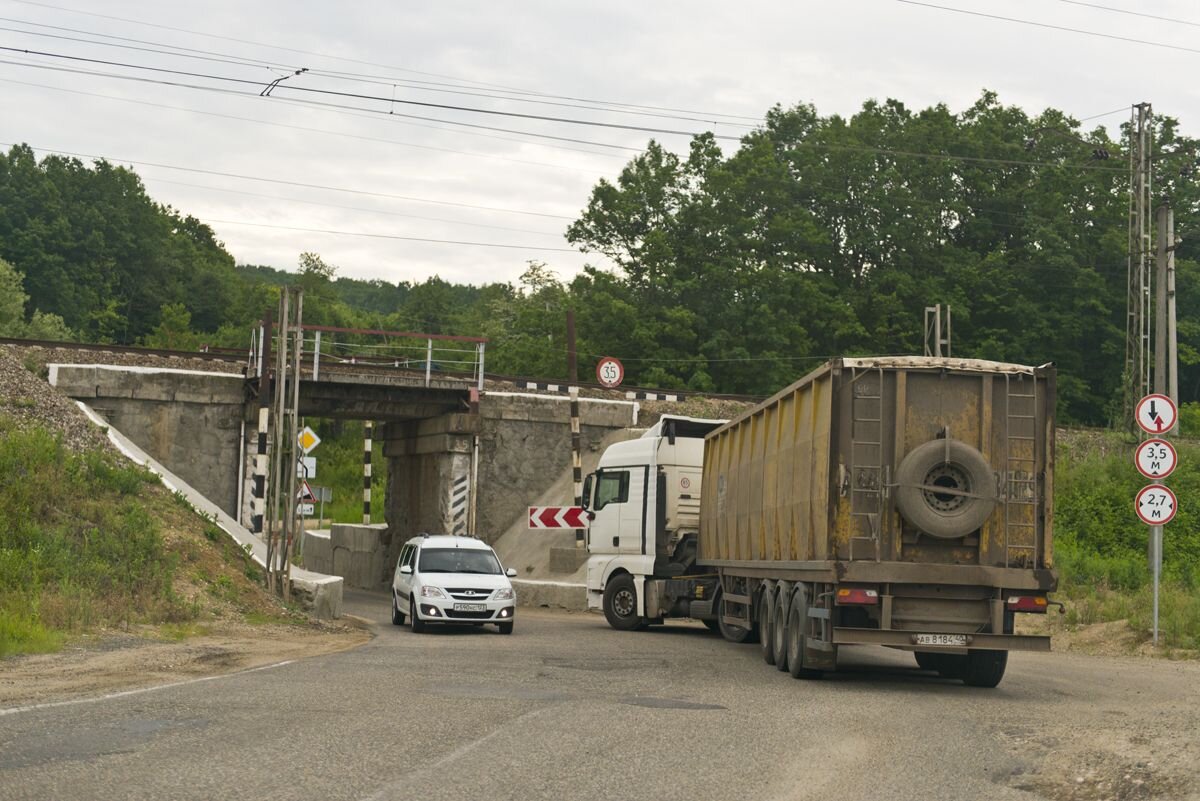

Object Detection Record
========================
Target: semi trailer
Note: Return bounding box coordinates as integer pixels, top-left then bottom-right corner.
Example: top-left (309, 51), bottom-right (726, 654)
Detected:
top-left (584, 356), bottom-right (1058, 687)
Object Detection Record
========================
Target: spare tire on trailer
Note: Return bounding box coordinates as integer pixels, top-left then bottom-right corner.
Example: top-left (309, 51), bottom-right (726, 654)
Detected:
top-left (894, 438), bottom-right (996, 540)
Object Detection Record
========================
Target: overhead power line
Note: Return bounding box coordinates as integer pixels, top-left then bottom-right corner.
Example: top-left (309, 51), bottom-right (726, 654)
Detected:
top-left (4, 0), bottom-right (764, 122)
top-left (895, 0), bottom-right (1200, 54)
top-left (0, 17), bottom-right (759, 128)
top-left (198, 219), bottom-right (577, 251)
top-left (0, 56), bottom-right (645, 153)
top-left (0, 75), bottom-right (612, 174)
top-left (1057, 1), bottom-right (1200, 29)
top-left (0, 141), bottom-right (577, 220)
top-left (0, 49), bottom-right (1127, 173)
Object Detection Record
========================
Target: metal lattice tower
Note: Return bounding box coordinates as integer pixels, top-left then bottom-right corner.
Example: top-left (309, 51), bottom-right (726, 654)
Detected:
top-left (1124, 103), bottom-right (1153, 428)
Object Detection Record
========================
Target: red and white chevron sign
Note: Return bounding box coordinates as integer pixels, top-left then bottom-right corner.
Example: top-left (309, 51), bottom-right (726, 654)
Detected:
top-left (528, 506), bottom-right (587, 529)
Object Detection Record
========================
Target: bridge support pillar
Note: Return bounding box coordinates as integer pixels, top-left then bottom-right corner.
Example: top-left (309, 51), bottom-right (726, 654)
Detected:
top-left (381, 413), bottom-right (481, 573)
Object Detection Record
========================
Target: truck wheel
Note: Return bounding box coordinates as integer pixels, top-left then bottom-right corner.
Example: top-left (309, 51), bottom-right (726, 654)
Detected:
top-left (786, 594), bottom-right (823, 679)
top-left (702, 619), bottom-right (721, 633)
top-left (603, 574), bottom-right (645, 631)
top-left (717, 592), bottom-right (754, 644)
top-left (771, 592), bottom-right (790, 672)
top-left (759, 592), bottom-right (776, 666)
top-left (962, 650), bottom-right (1007, 688)
top-left (895, 439), bottom-right (996, 539)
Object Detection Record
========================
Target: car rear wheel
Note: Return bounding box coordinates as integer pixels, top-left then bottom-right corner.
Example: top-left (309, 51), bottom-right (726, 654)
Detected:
top-left (410, 598), bottom-right (426, 633)
top-left (391, 592), bottom-right (405, 626)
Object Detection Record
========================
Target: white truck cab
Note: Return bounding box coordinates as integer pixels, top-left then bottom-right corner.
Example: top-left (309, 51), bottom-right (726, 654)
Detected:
top-left (583, 415), bottom-right (726, 630)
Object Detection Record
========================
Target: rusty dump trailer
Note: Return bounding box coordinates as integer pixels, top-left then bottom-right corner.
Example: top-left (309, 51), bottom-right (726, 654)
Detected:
top-left (699, 356), bottom-right (1057, 686)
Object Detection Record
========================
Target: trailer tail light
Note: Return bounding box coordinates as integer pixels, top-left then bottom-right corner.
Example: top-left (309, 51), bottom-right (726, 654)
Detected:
top-left (836, 588), bottom-right (879, 605)
top-left (1006, 595), bottom-right (1049, 613)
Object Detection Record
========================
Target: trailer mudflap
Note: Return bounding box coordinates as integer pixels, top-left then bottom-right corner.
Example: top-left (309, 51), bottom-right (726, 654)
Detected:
top-left (833, 627), bottom-right (1051, 652)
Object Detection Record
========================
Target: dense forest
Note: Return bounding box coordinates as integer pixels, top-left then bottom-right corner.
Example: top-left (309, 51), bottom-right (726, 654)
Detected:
top-left (1, 92), bottom-right (1197, 425)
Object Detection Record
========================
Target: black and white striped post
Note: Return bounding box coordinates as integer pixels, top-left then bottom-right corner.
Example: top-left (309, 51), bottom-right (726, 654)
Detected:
top-left (570, 386), bottom-right (584, 548)
top-left (251, 311), bottom-right (272, 535)
top-left (251, 405), bottom-right (268, 533)
top-left (363, 421), bottom-right (373, 524)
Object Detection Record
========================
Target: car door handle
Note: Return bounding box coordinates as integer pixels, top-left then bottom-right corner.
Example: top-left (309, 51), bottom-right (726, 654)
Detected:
top-left (612, 536), bottom-right (619, 547)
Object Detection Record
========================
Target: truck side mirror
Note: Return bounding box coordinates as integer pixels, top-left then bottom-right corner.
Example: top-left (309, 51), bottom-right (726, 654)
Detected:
top-left (581, 473), bottom-right (594, 510)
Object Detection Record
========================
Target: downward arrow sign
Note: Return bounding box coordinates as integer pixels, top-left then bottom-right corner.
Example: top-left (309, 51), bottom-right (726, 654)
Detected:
top-left (1149, 400), bottom-right (1159, 421)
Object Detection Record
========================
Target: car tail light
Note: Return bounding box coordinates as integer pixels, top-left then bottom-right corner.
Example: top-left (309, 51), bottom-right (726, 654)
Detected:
top-left (1006, 595), bottom-right (1049, 613)
top-left (835, 587), bottom-right (879, 605)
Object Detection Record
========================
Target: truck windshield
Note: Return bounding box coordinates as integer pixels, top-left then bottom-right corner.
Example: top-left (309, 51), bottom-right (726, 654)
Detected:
top-left (418, 548), bottom-right (502, 574)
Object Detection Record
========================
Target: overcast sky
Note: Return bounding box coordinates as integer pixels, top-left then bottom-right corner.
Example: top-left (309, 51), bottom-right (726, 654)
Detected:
top-left (1, 0), bottom-right (1195, 288)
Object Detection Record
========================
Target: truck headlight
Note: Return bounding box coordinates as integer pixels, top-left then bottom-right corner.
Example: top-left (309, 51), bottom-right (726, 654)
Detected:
top-left (420, 585), bottom-right (446, 598)
top-left (493, 588), bottom-right (514, 601)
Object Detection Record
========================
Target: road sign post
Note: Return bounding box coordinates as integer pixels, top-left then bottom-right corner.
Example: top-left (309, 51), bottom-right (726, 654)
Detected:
top-left (1133, 393), bottom-right (1179, 646)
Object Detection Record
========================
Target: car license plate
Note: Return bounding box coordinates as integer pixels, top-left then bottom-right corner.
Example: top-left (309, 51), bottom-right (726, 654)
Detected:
top-left (915, 633), bottom-right (968, 647)
top-left (453, 603), bottom-right (486, 612)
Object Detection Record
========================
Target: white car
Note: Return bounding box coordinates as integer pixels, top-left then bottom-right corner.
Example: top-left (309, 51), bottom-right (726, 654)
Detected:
top-left (391, 534), bottom-right (517, 634)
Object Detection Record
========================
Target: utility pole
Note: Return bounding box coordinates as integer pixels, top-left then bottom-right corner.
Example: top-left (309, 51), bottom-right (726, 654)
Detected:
top-left (1124, 103), bottom-right (1153, 429)
top-left (1154, 203), bottom-right (1179, 432)
top-left (264, 287), bottom-right (303, 598)
top-left (566, 308), bottom-right (578, 385)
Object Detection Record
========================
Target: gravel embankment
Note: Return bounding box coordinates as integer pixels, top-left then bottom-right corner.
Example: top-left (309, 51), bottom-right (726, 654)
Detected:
top-left (0, 346), bottom-right (110, 452)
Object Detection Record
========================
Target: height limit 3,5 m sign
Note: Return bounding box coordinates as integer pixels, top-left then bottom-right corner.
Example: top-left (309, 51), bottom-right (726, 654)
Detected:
top-left (1135, 484), bottom-right (1178, 526)
top-left (1135, 438), bottom-right (1178, 480)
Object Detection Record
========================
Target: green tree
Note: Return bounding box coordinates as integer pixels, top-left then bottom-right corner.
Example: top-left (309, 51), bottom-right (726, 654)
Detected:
top-left (0, 257), bottom-right (27, 336)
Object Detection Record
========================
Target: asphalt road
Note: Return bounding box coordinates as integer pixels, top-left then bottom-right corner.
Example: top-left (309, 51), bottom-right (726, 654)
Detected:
top-left (2, 590), bottom-right (1197, 801)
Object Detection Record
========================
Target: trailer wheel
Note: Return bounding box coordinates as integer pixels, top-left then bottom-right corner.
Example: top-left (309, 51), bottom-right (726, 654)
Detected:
top-left (759, 591), bottom-right (776, 666)
top-left (602, 574), bottom-right (645, 631)
top-left (895, 438), bottom-right (996, 539)
top-left (771, 592), bottom-right (790, 672)
top-left (716, 591), bottom-right (755, 644)
top-left (962, 650), bottom-right (1008, 688)
top-left (787, 592), bottom-right (823, 679)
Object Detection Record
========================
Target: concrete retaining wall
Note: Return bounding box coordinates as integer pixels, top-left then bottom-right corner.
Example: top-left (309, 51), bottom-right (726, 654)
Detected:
top-left (50, 364), bottom-right (248, 517)
top-left (303, 524), bottom-right (391, 591)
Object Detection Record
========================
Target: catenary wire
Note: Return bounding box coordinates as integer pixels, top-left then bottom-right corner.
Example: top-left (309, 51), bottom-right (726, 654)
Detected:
top-left (0, 49), bottom-right (1128, 172)
top-left (0, 75), bottom-right (613, 174)
top-left (0, 17), bottom-right (760, 128)
top-left (1057, 1), bottom-right (1200, 28)
top-left (197, 219), bottom-right (577, 251)
top-left (895, 1), bottom-right (1200, 55)
top-left (3, 0), bottom-right (764, 121)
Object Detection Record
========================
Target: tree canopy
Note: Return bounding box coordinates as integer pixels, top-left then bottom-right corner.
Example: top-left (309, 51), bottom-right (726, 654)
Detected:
top-left (1, 92), bottom-right (1197, 425)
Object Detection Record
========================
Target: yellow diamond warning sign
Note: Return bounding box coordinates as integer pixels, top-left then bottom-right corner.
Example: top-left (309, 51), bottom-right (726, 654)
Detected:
top-left (297, 426), bottom-right (321, 455)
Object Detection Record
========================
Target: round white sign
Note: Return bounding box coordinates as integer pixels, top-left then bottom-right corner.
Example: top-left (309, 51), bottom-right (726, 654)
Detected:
top-left (595, 356), bottom-right (624, 388)
top-left (1135, 483), bottom-right (1178, 526)
top-left (1135, 438), bottom-right (1178, 480)
top-left (1135, 393), bottom-right (1178, 435)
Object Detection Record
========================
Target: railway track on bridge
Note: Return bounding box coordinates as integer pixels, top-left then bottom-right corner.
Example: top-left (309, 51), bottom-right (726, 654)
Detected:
top-left (0, 336), bottom-right (762, 403)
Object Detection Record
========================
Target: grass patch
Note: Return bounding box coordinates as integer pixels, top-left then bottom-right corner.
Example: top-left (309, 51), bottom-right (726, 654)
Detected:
top-left (0, 417), bottom-right (194, 657)
top-left (157, 621), bottom-right (212, 641)
top-left (0, 609), bottom-right (63, 657)
top-left (1055, 429), bottom-right (1200, 652)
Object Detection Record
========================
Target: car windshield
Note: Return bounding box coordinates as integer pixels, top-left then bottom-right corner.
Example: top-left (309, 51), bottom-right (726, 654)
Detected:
top-left (417, 548), bottom-right (502, 574)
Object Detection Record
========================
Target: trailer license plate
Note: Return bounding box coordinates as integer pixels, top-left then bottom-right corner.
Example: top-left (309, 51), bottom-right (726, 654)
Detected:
top-left (453, 603), bottom-right (486, 612)
top-left (916, 633), bottom-right (968, 647)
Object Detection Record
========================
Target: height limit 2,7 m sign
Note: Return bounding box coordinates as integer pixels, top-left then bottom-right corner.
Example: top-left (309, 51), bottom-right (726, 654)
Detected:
top-left (1136, 484), bottom-right (1178, 526)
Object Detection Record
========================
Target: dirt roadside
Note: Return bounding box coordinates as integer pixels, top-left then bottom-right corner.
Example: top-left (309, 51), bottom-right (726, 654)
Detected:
top-left (0, 620), bottom-right (370, 708)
